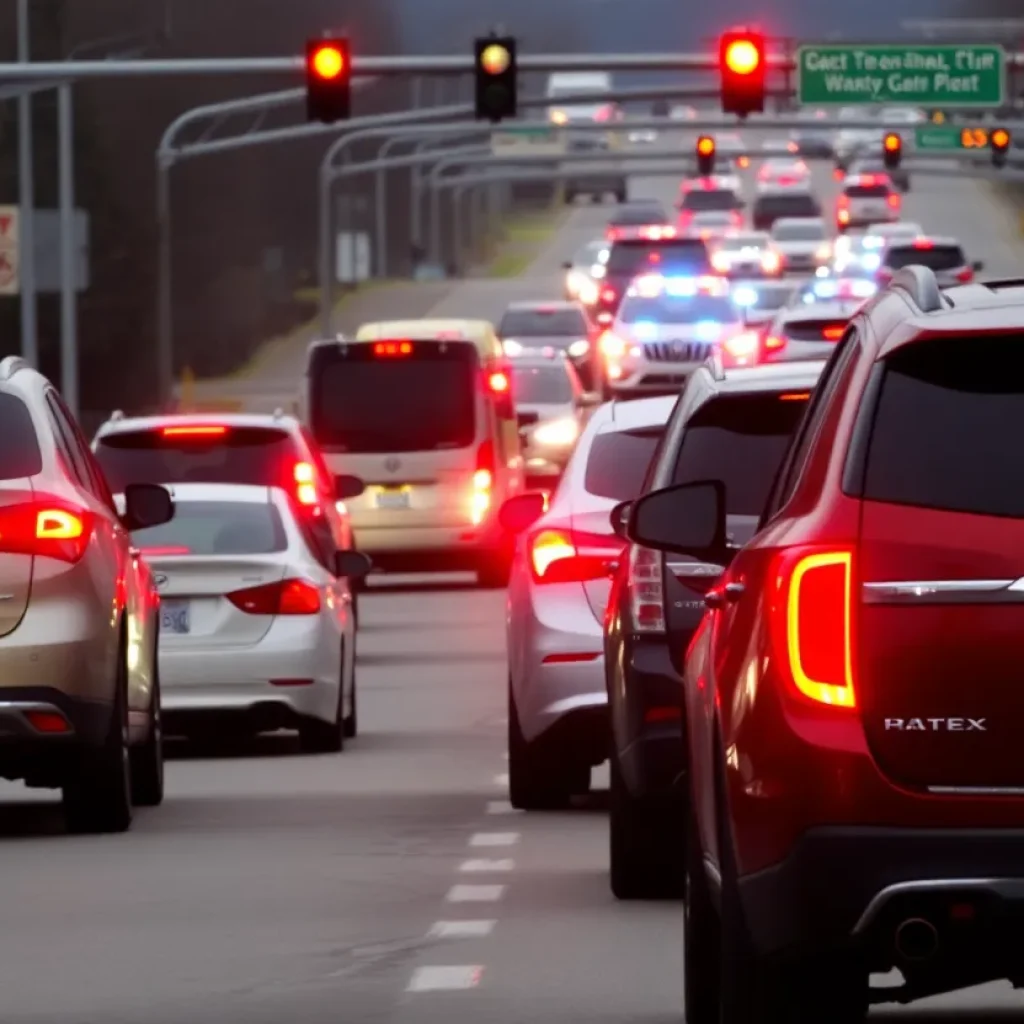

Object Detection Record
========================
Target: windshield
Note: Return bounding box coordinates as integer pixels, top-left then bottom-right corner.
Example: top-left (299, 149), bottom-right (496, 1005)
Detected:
top-left (845, 184), bottom-right (890, 198)
top-left (584, 427), bottom-right (664, 501)
top-left (94, 427), bottom-right (298, 493)
top-left (885, 245), bottom-right (965, 272)
top-left (862, 336), bottom-right (1024, 517)
top-left (606, 240), bottom-right (709, 274)
top-left (681, 190), bottom-right (741, 212)
top-left (512, 365), bottom-right (574, 405)
top-left (671, 393), bottom-right (810, 515)
top-left (756, 195), bottom-right (820, 217)
top-left (132, 500), bottom-right (287, 555)
top-left (619, 294), bottom-right (738, 324)
top-left (498, 308), bottom-right (587, 337)
top-left (308, 341), bottom-right (477, 452)
top-left (772, 222), bottom-right (825, 241)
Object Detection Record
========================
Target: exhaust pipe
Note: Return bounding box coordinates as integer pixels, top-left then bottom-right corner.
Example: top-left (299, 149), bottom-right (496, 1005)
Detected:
top-left (894, 917), bottom-right (939, 961)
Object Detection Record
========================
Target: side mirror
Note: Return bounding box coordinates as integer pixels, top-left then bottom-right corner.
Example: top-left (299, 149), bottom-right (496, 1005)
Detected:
top-left (335, 475), bottom-right (365, 500)
top-left (626, 480), bottom-right (727, 560)
top-left (610, 500), bottom-right (632, 540)
top-left (578, 391), bottom-right (603, 408)
top-left (498, 491), bottom-right (547, 533)
top-left (123, 483), bottom-right (174, 531)
top-left (335, 550), bottom-right (372, 579)
top-left (972, 259), bottom-right (985, 272)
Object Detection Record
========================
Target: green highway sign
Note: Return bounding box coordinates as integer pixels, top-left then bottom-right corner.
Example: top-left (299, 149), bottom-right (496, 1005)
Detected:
top-left (914, 124), bottom-right (994, 150)
top-left (797, 45), bottom-right (1005, 107)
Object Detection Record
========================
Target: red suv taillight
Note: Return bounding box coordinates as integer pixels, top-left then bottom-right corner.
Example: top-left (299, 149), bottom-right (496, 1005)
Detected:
top-left (528, 528), bottom-right (623, 584)
top-left (767, 546), bottom-right (856, 710)
top-left (227, 578), bottom-right (321, 615)
top-left (0, 499), bottom-right (93, 563)
top-left (627, 545), bottom-right (665, 632)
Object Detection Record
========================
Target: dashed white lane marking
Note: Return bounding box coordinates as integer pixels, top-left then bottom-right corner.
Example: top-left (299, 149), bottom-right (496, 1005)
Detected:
top-left (428, 920), bottom-right (496, 939)
top-left (407, 965), bottom-right (483, 991)
top-left (459, 858), bottom-right (515, 873)
top-left (486, 800), bottom-right (519, 815)
top-left (446, 884), bottom-right (506, 902)
top-left (493, 772), bottom-right (509, 786)
top-left (469, 831), bottom-right (519, 847)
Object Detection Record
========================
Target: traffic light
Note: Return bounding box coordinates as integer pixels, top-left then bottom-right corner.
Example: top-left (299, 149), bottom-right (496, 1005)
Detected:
top-left (696, 135), bottom-right (716, 176)
top-left (474, 36), bottom-right (517, 122)
top-left (883, 132), bottom-right (902, 170)
top-left (991, 127), bottom-right (1010, 168)
top-left (719, 29), bottom-right (766, 117)
top-left (306, 38), bottom-right (351, 123)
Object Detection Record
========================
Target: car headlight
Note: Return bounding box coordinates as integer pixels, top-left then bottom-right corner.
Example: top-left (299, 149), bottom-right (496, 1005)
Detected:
top-left (533, 417), bottom-right (579, 448)
top-left (567, 339), bottom-right (590, 357)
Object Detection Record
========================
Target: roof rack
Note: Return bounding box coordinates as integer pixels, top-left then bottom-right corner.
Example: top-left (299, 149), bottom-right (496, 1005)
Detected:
top-left (703, 349), bottom-right (727, 382)
top-left (0, 356), bottom-right (29, 381)
top-left (888, 265), bottom-right (943, 313)
top-left (109, 409), bottom-right (125, 421)
top-left (974, 276), bottom-right (1024, 291)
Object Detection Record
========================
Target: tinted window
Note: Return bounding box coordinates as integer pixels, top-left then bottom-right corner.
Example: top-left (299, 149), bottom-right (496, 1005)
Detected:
top-left (584, 427), bottom-right (664, 500)
top-left (672, 393), bottom-right (810, 515)
top-left (884, 245), bottom-right (965, 272)
top-left (498, 308), bottom-right (588, 337)
top-left (693, 212), bottom-right (733, 226)
top-left (681, 190), bottom-right (742, 212)
top-left (772, 221), bottom-right (825, 241)
top-left (862, 338), bottom-right (1024, 517)
top-left (608, 203), bottom-right (667, 225)
top-left (606, 240), bottom-right (709, 274)
top-left (309, 342), bottom-right (476, 452)
top-left (755, 195), bottom-right (821, 218)
top-left (94, 427), bottom-right (296, 492)
top-left (845, 185), bottom-right (890, 198)
top-left (132, 501), bottom-right (286, 555)
top-left (619, 293), bottom-right (739, 324)
top-left (0, 393), bottom-right (41, 480)
top-left (512, 365), bottom-right (573, 404)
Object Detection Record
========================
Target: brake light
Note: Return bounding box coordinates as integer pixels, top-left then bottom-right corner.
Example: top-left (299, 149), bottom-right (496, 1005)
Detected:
top-left (600, 287), bottom-right (616, 304)
top-left (161, 425), bottom-right (227, 437)
top-left (764, 334), bottom-right (785, 351)
top-left (373, 341), bottom-right (413, 357)
top-left (599, 331), bottom-right (627, 358)
top-left (711, 252), bottom-right (731, 273)
top-left (887, 193), bottom-right (900, 209)
top-left (529, 528), bottom-right (622, 584)
top-left (487, 370), bottom-right (510, 393)
top-left (956, 266), bottom-right (974, 283)
top-left (293, 461), bottom-right (319, 506)
top-left (472, 442), bottom-right (493, 525)
top-left (837, 210), bottom-right (850, 225)
top-left (627, 545), bottom-right (664, 632)
top-left (913, 239), bottom-right (934, 249)
top-left (761, 251), bottom-right (780, 273)
top-left (837, 194), bottom-right (849, 207)
top-left (227, 578), bottom-right (321, 615)
top-left (0, 499), bottom-right (93, 563)
top-left (721, 331), bottom-right (760, 367)
top-left (821, 325), bottom-right (845, 341)
top-left (768, 547), bottom-right (856, 709)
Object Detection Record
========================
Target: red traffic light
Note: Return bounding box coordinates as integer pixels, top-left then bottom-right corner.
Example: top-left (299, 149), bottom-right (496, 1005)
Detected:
top-left (992, 128), bottom-right (1010, 149)
top-left (697, 136), bottom-right (715, 156)
top-left (884, 133), bottom-right (900, 151)
top-left (724, 39), bottom-right (761, 75)
top-left (309, 43), bottom-right (345, 80)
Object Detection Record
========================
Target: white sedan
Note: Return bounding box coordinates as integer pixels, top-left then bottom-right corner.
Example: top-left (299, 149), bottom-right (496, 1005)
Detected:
top-left (132, 483), bottom-right (370, 752)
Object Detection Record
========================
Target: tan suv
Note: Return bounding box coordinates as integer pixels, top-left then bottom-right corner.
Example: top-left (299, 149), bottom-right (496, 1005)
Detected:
top-left (0, 358), bottom-right (174, 832)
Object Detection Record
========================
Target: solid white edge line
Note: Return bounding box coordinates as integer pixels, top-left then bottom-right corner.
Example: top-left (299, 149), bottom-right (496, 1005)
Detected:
top-left (406, 965), bottom-right (483, 992)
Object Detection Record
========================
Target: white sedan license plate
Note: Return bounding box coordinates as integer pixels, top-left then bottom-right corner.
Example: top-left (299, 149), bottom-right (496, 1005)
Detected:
top-left (375, 488), bottom-right (410, 509)
top-left (161, 600), bottom-right (190, 635)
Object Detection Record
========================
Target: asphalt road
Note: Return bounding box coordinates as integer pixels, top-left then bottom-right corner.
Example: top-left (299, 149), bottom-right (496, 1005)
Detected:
top-left (2, 139), bottom-right (1024, 1022)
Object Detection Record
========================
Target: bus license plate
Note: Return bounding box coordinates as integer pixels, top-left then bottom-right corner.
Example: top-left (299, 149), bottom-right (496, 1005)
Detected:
top-left (375, 489), bottom-right (410, 509)
top-left (161, 600), bottom-right (190, 634)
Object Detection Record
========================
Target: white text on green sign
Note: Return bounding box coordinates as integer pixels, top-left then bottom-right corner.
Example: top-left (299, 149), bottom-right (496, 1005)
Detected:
top-left (798, 45), bottom-right (1004, 106)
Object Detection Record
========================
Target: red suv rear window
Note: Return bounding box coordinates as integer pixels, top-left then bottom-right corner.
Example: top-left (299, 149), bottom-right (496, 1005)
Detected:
top-left (94, 426), bottom-right (297, 492)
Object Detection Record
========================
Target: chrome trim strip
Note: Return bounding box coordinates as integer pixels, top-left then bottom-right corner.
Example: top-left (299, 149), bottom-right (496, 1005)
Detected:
top-left (928, 786), bottom-right (1024, 796)
top-left (852, 879), bottom-right (1001, 934)
top-left (667, 561), bottom-right (723, 579)
top-left (862, 579), bottom-right (1019, 604)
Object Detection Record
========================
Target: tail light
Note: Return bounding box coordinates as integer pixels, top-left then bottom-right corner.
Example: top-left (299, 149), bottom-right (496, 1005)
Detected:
top-left (956, 266), bottom-right (974, 283)
top-left (837, 209), bottom-right (850, 225)
top-left (529, 528), bottom-right (623, 584)
top-left (161, 425), bottom-right (227, 438)
top-left (887, 193), bottom-right (900, 209)
top-left (472, 442), bottom-right (494, 525)
top-left (228, 578), bottom-right (321, 615)
top-left (763, 333), bottom-right (785, 353)
top-left (600, 287), bottom-right (617, 304)
top-left (768, 546), bottom-right (856, 709)
top-left (627, 545), bottom-right (665, 632)
top-left (0, 499), bottom-right (93, 563)
top-left (761, 251), bottom-right (780, 274)
top-left (821, 325), bottom-right (845, 341)
top-left (293, 461), bottom-right (319, 506)
top-left (721, 331), bottom-right (761, 367)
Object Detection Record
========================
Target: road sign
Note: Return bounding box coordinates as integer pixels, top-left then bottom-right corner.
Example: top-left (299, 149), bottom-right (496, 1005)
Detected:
top-left (0, 205), bottom-right (19, 296)
top-left (490, 126), bottom-right (566, 157)
top-left (914, 125), bottom-right (994, 150)
top-left (797, 45), bottom-right (1005, 107)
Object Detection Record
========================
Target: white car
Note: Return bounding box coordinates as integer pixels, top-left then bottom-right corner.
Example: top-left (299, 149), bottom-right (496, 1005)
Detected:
top-left (131, 483), bottom-right (370, 752)
top-left (500, 395), bottom-right (676, 809)
top-left (756, 157), bottom-right (810, 193)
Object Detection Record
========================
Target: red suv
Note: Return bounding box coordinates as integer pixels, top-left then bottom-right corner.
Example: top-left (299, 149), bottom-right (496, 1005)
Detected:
top-left (627, 266), bottom-right (1024, 1018)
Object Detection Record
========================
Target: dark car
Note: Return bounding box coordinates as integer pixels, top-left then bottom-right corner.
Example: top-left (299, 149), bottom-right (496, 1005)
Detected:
top-left (564, 135), bottom-right (627, 204)
top-left (752, 190), bottom-right (822, 232)
top-left (629, 266), bottom-right (1024, 1017)
top-left (603, 360), bottom-right (824, 899)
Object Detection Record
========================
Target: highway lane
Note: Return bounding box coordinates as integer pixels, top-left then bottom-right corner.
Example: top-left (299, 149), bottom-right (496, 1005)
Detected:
top-left (0, 155), bottom-right (1023, 1023)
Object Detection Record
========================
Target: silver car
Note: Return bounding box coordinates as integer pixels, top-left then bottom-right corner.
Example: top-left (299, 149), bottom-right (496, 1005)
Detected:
top-left (501, 395), bottom-right (676, 809)
top-left (758, 298), bottom-right (861, 363)
top-left (0, 356), bottom-right (174, 833)
top-left (877, 235), bottom-right (984, 289)
top-left (769, 216), bottom-right (831, 274)
top-left (133, 483), bottom-right (369, 752)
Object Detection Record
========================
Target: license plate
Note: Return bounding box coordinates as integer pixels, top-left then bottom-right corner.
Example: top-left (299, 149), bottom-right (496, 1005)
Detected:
top-left (161, 600), bottom-right (190, 635)
top-left (375, 488), bottom-right (410, 509)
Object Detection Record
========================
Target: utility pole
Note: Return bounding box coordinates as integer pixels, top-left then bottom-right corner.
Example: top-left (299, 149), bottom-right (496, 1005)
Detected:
top-left (17, 0), bottom-right (37, 366)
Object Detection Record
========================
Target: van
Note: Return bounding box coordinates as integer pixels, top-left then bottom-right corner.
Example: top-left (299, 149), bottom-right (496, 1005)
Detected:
top-left (301, 319), bottom-right (524, 586)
